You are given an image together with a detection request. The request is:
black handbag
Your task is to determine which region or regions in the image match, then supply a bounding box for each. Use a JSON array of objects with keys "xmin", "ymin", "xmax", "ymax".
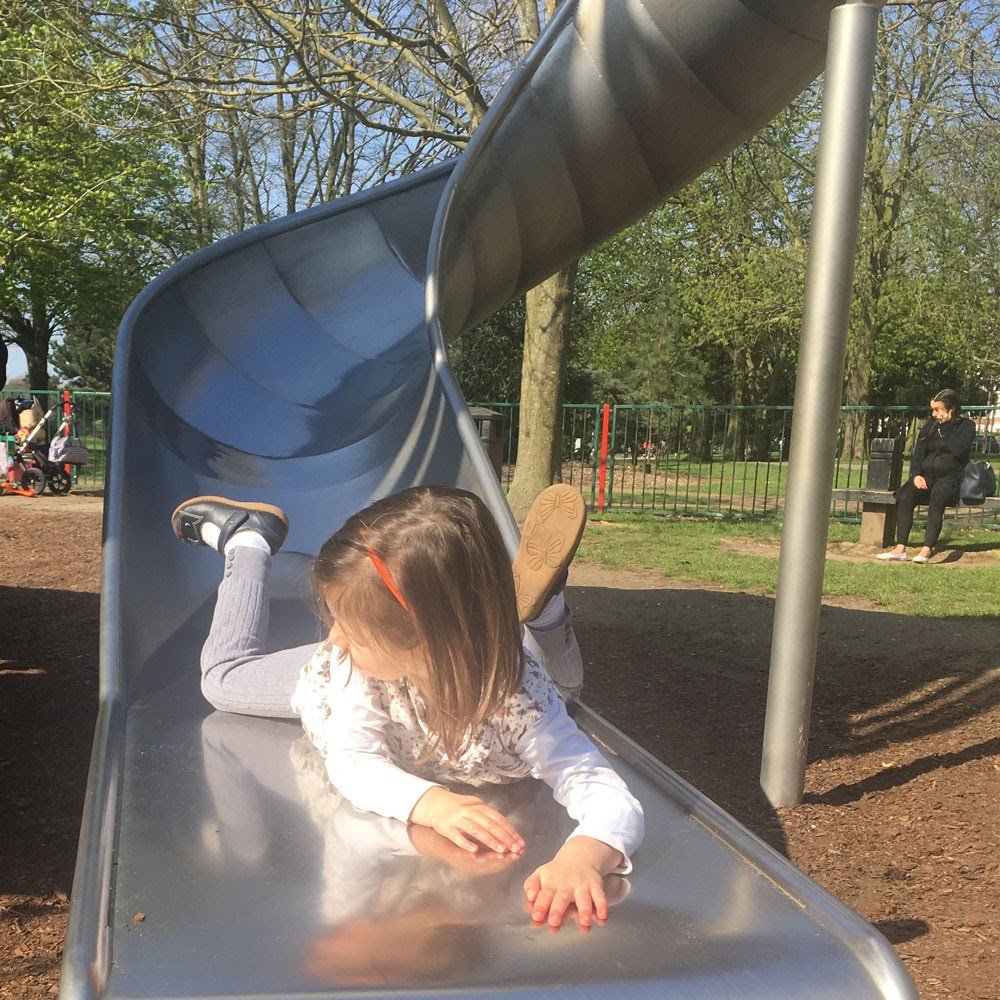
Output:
[{"xmin": 960, "ymin": 461, "xmax": 997, "ymax": 505}]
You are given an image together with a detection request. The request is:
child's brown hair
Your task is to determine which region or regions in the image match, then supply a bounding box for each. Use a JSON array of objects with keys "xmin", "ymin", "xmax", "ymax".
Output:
[{"xmin": 310, "ymin": 485, "xmax": 524, "ymax": 760}]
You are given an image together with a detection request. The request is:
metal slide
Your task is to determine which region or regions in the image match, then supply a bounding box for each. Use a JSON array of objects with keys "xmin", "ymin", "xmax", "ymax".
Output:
[{"xmin": 63, "ymin": 1, "xmax": 915, "ymax": 998}]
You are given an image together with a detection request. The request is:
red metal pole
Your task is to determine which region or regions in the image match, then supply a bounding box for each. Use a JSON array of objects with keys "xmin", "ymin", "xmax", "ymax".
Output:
[
  {"xmin": 62, "ymin": 389, "xmax": 72, "ymax": 477},
  {"xmin": 597, "ymin": 403, "xmax": 610, "ymax": 513}
]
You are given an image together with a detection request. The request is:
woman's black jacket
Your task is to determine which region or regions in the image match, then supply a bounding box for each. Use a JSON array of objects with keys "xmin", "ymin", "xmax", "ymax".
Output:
[{"xmin": 908, "ymin": 417, "xmax": 976, "ymax": 486}]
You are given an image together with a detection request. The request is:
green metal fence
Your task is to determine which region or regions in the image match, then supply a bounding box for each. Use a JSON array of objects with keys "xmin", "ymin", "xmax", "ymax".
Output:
[
  {"xmin": 471, "ymin": 401, "xmax": 1000, "ymax": 525},
  {"xmin": 4, "ymin": 389, "xmax": 998, "ymax": 525},
  {"xmin": 2, "ymin": 388, "xmax": 111, "ymax": 489},
  {"xmin": 470, "ymin": 402, "xmax": 602, "ymax": 497}
]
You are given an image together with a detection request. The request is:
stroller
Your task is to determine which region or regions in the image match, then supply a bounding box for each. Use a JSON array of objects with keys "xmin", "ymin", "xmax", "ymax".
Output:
[{"xmin": 3, "ymin": 408, "xmax": 74, "ymax": 495}]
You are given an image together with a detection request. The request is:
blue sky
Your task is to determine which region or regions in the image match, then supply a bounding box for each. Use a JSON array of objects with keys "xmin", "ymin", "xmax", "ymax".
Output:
[{"xmin": 5, "ymin": 344, "xmax": 28, "ymax": 381}]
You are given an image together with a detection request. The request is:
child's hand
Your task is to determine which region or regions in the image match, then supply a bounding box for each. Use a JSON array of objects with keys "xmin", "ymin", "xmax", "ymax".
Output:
[
  {"xmin": 410, "ymin": 786, "xmax": 524, "ymax": 855},
  {"xmin": 408, "ymin": 824, "xmax": 520, "ymax": 876},
  {"xmin": 523, "ymin": 836, "xmax": 623, "ymax": 929}
]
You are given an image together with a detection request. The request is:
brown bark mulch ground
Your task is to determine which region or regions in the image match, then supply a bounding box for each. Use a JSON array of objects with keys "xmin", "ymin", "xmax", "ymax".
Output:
[{"xmin": 1, "ymin": 494, "xmax": 997, "ymax": 999}]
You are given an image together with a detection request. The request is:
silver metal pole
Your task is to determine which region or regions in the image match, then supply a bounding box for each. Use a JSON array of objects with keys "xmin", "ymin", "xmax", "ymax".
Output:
[{"xmin": 760, "ymin": 2, "xmax": 880, "ymax": 807}]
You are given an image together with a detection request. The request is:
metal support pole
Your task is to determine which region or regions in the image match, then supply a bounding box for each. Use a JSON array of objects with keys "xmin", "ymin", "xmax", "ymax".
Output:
[{"xmin": 760, "ymin": 3, "xmax": 880, "ymax": 807}]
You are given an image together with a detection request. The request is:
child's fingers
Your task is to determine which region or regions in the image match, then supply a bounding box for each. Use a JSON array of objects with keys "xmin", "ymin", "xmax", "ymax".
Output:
[
  {"xmin": 574, "ymin": 888, "xmax": 594, "ymax": 927},
  {"xmin": 425, "ymin": 792, "xmax": 524, "ymax": 854},
  {"xmin": 464, "ymin": 807, "xmax": 523, "ymax": 853},
  {"xmin": 545, "ymin": 889, "xmax": 575, "ymax": 928},
  {"xmin": 447, "ymin": 829, "xmax": 480, "ymax": 853},
  {"xmin": 523, "ymin": 872, "xmax": 541, "ymax": 902},
  {"xmin": 530, "ymin": 886, "xmax": 556, "ymax": 924},
  {"xmin": 468, "ymin": 826, "xmax": 508, "ymax": 853},
  {"xmin": 591, "ymin": 880, "xmax": 609, "ymax": 921},
  {"xmin": 474, "ymin": 806, "xmax": 524, "ymax": 851}
]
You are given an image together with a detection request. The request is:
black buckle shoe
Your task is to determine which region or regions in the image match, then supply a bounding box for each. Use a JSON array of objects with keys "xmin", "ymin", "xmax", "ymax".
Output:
[{"xmin": 171, "ymin": 496, "xmax": 289, "ymax": 555}]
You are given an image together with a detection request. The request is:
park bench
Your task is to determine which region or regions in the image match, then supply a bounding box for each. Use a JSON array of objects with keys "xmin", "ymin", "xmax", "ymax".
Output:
[{"xmin": 832, "ymin": 437, "xmax": 1000, "ymax": 547}]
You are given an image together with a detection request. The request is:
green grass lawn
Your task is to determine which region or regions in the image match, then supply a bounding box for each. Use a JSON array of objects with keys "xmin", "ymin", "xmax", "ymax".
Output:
[
  {"xmin": 604, "ymin": 449, "xmax": 1000, "ymax": 515},
  {"xmin": 575, "ymin": 515, "xmax": 1000, "ymax": 618},
  {"xmin": 603, "ymin": 456, "xmax": 873, "ymax": 517}
]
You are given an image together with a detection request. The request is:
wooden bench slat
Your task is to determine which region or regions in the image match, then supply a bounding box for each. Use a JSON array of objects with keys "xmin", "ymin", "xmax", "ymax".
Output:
[
  {"xmin": 831, "ymin": 488, "xmax": 896, "ymax": 505},
  {"xmin": 831, "ymin": 488, "xmax": 1000, "ymax": 512}
]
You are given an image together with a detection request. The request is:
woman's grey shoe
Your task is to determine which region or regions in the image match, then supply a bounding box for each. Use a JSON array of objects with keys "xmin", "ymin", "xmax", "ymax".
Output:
[
  {"xmin": 171, "ymin": 496, "xmax": 289, "ymax": 555},
  {"xmin": 875, "ymin": 551, "xmax": 908, "ymax": 562}
]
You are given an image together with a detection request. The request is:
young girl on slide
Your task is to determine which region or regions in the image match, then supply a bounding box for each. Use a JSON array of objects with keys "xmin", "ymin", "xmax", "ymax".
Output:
[{"xmin": 172, "ymin": 483, "xmax": 643, "ymax": 930}]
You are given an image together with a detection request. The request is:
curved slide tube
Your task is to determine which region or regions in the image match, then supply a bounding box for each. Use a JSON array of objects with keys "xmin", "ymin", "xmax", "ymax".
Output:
[{"xmin": 63, "ymin": 2, "xmax": 914, "ymax": 998}]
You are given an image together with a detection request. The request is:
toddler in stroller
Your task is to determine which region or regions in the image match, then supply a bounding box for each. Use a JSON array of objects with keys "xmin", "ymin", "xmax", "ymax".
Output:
[{"xmin": 3, "ymin": 408, "xmax": 73, "ymax": 495}]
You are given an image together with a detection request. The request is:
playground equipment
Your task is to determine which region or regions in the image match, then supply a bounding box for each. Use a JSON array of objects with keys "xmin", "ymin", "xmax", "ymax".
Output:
[{"xmin": 63, "ymin": 2, "xmax": 916, "ymax": 998}]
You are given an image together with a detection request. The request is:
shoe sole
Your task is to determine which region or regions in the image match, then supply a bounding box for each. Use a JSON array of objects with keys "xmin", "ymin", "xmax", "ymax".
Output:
[
  {"xmin": 171, "ymin": 496, "xmax": 289, "ymax": 538},
  {"xmin": 513, "ymin": 484, "xmax": 587, "ymax": 623}
]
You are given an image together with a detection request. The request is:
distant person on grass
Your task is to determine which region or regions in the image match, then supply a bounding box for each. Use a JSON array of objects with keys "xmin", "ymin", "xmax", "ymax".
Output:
[{"xmin": 876, "ymin": 389, "xmax": 975, "ymax": 565}]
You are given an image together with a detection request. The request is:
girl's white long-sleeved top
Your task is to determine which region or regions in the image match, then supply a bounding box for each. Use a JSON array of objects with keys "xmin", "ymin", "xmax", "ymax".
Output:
[{"xmin": 290, "ymin": 643, "xmax": 644, "ymax": 867}]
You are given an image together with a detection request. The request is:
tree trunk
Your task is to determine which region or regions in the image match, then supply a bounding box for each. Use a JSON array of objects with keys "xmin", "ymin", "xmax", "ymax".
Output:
[
  {"xmin": 506, "ymin": 264, "xmax": 577, "ymax": 519},
  {"xmin": 3, "ymin": 298, "xmax": 52, "ymax": 391},
  {"xmin": 689, "ymin": 408, "xmax": 714, "ymax": 461},
  {"xmin": 27, "ymin": 296, "xmax": 53, "ymax": 391},
  {"xmin": 724, "ymin": 360, "xmax": 749, "ymax": 460},
  {"xmin": 840, "ymin": 332, "xmax": 873, "ymax": 460},
  {"xmin": 504, "ymin": 0, "xmax": 576, "ymax": 523},
  {"xmin": 26, "ymin": 349, "xmax": 50, "ymax": 392}
]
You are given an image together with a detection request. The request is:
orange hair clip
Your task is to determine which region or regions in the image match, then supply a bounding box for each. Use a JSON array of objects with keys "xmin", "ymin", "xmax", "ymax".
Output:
[{"xmin": 359, "ymin": 528, "xmax": 409, "ymax": 611}]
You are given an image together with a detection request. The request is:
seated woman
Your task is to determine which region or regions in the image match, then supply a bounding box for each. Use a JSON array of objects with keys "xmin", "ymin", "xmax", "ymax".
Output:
[{"xmin": 876, "ymin": 389, "xmax": 975, "ymax": 564}]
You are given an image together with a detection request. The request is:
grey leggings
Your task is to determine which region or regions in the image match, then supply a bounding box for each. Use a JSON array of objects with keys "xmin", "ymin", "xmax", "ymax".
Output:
[
  {"xmin": 201, "ymin": 546, "xmax": 583, "ymax": 718},
  {"xmin": 200, "ymin": 546, "xmax": 309, "ymax": 718}
]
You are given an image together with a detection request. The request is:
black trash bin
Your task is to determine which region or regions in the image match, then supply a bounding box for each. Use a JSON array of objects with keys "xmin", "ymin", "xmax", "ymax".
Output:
[{"xmin": 469, "ymin": 406, "xmax": 507, "ymax": 483}]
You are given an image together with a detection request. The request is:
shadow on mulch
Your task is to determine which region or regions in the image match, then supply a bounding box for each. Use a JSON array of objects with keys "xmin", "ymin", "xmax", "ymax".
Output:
[
  {"xmin": 936, "ymin": 541, "xmax": 1000, "ymax": 563},
  {"xmin": 0, "ymin": 586, "xmax": 99, "ymax": 897},
  {"xmin": 571, "ymin": 585, "xmax": 999, "ymax": 857},
  {"xmin": 873, "ymin": 918, "xmax": 931, "ymax": 945},
  {"xmin": 807, "ymin": 736, "xmax": 1000, "ymax": 806}
]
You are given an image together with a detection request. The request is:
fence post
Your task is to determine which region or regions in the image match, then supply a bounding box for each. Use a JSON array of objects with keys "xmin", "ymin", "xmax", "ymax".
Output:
[
  {"xmin": 589, "ymin": 405, "xmax": 601, "ymax": 506},
  {"xmin": 597, "ymin": 403, "xmax": 610, "ymax": 513}
]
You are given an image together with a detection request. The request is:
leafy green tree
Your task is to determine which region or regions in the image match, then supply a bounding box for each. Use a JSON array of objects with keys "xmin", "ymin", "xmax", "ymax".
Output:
[
  {"xmin": 449, "ymin": 298, "xmax": 526, "ymax": 403},
  {"xmin": 50, "ymin": 297, "xmax": 133, "ymax": 391},
  {"xmin": 570, "ymin": 220, "xmax": 707, "ymax": 405},
  {"xmin": 840, "ymin": 2, "xmax": 998, "ymax": 451},
  {"xmin": 0, "ymin": 3, "xmax": 195, "ymax": 388},
  {"xmin": 869, "ymin": 151, "xmax": 999, "ymax": 408},
  {"xmin": 569, "ymin": 93, "xmax": 815, "ymax": 428},
  {"xmin": 62, "ymin": 1, "xmax": 576, "ymax": 518}
]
